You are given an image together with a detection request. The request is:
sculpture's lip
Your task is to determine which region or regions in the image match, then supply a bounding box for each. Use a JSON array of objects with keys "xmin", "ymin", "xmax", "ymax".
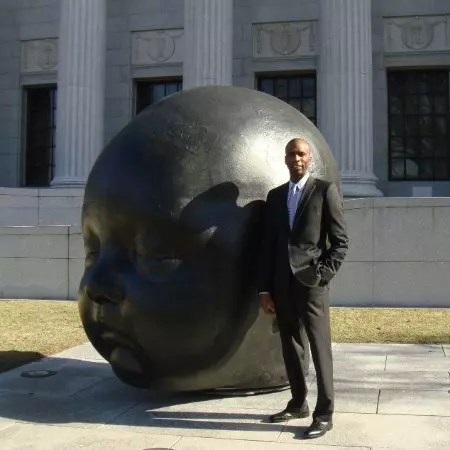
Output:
[{"xmin": 101, "ymin": 330, "xmax": 135, "ymax": 349}]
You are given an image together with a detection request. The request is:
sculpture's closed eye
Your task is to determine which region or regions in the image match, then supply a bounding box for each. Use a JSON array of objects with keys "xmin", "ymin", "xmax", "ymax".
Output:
[{"xmin": 134, "ymin": 254, "xmax": 183, "ymax": 282}]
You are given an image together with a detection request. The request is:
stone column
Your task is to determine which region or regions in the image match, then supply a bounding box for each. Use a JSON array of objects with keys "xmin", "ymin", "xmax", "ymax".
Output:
[
  {"xmin": 52, "ymin": 0, "xmax": 106, "ymax": 187},
  {"xmin": 318, "ymin": 0, "xmax": 382, "ymax": 197},
  {"xmin": 183, "ymin": 0, "xmax": 233, "ymax": 89}
]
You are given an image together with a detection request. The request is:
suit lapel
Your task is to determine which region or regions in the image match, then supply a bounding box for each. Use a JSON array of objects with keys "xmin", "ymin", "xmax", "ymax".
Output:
[
  {"xmin": 279, "ymin": 183, "xmax": 290, "ymax": 232},
  {"xmin": 292, "ymin": 176, "xmax": 316, "ymax": 230}
]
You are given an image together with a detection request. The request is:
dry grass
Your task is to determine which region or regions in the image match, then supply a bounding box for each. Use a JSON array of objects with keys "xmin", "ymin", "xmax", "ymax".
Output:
[
  {"xmin": 331, "ymin": 307, "xmax": 450, "ymax": 344},
  {"xmin": 0, "ymin": 300, "xmax": 87, "ymax": 373},
  {"xmin": 1, "ymin": 301, "xmax": 449, "ymax": 374}
]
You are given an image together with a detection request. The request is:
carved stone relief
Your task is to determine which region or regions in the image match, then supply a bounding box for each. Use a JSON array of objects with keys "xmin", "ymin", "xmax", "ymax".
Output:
[
  {"xmin": 132, "ymin": 29, "xmax": 184, "ymax": 66},
  {"xmin": 253, "ymin": 21, "xmax": 317, "ymax": 58},
  {"xmin": 21, "ymin": 39, "xmax": 58, "ymax": 73},
  {"xmin": 384, "ymin": 15, "xmax": 449, "ymax": 53}
]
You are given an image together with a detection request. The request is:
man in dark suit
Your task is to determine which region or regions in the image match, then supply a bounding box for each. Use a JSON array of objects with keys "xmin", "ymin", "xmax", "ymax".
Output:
[{"xmin": 258, "ymin": 137, "xmax": 348, "ymax": 439}]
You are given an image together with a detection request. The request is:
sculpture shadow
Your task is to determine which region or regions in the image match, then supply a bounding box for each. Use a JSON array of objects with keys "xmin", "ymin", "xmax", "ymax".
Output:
[
  {"xmin": 0, "ymin": 351, "xmax": 46, "ymax": 374},
  {"xmin": 0, "ymin": 357, "xmax": 379, "ymax": 441},
  {"xmin": 0, "ymin": 357, "xmax": 293, "ymax": 435}
]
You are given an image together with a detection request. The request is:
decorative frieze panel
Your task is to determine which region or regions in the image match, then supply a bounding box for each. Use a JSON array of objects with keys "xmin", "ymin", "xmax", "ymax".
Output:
[
  {"xmin": 252, "ymin": 21, "xmax": 317, "ymax": 58},
  {"xmin": 21, "ymin": 39, "xmax": 58, "ymax": 73},
  {"xmin": 132, "ymin": 29, "xmax": 184, "ymax": 66},
  {"xmin": 384, "ymin": 15, "xmax": 450, "ymax": 53}
]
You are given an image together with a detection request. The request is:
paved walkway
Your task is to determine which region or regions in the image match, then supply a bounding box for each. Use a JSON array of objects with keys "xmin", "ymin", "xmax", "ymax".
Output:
[{"xmin": 0, "ymin": 342, "xmax": 449, "ymax": 449}]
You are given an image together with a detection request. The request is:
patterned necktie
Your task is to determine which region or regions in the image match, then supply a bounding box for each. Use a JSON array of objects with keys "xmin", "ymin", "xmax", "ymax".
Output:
[{"xmin": 288, "ymin": 184, "xmax": 300, "ymax": 229}]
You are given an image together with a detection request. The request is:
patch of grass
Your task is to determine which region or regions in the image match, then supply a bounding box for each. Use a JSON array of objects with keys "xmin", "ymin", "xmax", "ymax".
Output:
[
  {"xmin": 1, "ymin": 301, "xmax": 449, "ymax": 374},
  {"xmin": 0, "ymin": 300, "xmax": 87, "ymax": 373},
  {"xmin": 331, "ymin": 307, "xmax": 450, "ymax": 344}
]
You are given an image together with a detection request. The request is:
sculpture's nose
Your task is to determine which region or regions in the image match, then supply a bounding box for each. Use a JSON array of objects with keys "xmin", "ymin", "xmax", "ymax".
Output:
[{"xmin": 84, "ymin": 262, "xmax": 125, "ymax": 305}]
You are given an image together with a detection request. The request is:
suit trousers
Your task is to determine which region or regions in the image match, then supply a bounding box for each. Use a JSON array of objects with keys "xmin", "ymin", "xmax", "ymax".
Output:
[{"xmin": 275, "ymin": 273, "xmax": 334, "ymax": 421}]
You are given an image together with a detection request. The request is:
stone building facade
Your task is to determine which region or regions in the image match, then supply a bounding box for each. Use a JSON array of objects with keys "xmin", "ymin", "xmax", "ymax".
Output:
[
  {"xmin": 0, "ymin": 0, "xmax": 449, "ymax": 198},
  {"xmin": 1, "ymin": 0, "xmax": 450, "ymax": 305}
]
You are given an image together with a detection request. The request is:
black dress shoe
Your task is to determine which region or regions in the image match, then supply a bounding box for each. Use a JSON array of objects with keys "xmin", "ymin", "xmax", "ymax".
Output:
[
  {"xmin": 303, "ymin": 418, "xmax": 333, "ymax": 438},
  {"xmin": 269, "ymin": 405, "xmax": 310, "ymax": 423}
]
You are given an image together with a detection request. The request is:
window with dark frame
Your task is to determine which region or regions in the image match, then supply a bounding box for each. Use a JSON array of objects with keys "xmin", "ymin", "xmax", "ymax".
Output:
[
  {"xmin": 257, "ymin": 73, "xmax": 317, "ymax": 125},
  {"xmin": 387, "ymin": 70, "xmax": 450, "ymax": 181},
  {"xmin": 24, "ymin": 85, "xmax": 57, "ymax": 187},
  {"xmin": 135, "ymin": 79, "xmax": 183, "ymax": 115}
]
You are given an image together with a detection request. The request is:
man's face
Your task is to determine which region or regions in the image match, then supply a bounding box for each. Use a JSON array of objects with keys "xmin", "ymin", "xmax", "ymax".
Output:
[{"xmin": 284, "ymin": 140, "xmax": 311, "ymax": 181}]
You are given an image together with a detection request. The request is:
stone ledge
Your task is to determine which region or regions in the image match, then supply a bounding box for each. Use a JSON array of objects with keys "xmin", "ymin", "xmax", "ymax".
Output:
[
  {"xmin": 373, "ymin": 197, "xmax": 450, "ymax": 208},
  {"xmin": 0, "ymin": 225, "xmax": 69, "ymax": 235}
]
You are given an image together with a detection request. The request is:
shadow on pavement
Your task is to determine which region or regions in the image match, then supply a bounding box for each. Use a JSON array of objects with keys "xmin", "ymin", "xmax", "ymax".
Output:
[{"xmin": 0, "ymin": 351, "xmax": 46, "ymax": 374}]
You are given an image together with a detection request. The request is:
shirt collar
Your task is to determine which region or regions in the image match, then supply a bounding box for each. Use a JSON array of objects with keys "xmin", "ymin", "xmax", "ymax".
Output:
[{"xmin": 289, "ymin": 172, "xmax": 310, "ymax": 192}]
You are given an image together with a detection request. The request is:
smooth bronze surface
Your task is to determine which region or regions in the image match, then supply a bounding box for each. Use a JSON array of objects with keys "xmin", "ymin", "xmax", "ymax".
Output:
[{"xmin": 78, "ymin": 85, "xmax": 340, "ymax": 391}]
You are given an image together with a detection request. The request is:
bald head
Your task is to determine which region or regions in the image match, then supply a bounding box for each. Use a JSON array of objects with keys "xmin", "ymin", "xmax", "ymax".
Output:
[
  {"xmin": 284, "ymin": 137, "xmax": 312, "ymax": 182},
  {"xmin": 285, "ymin": 138, "xmax": 311, "ymax": 154}
]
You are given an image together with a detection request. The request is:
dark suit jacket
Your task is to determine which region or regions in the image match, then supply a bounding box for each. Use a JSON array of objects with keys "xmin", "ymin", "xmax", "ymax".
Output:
[{"xmin": 258, "ymin": 176, "xmax": 348, "ymax": 302}]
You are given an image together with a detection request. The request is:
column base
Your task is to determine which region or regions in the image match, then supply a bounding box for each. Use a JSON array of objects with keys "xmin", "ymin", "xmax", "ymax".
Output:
[
  {"xmin": 50, "ymin": 176, "xmax": 86, "ymax": 188},
  {"xmin": 341, "ymin": 173, "xmax": 383, "ymax": 198}
]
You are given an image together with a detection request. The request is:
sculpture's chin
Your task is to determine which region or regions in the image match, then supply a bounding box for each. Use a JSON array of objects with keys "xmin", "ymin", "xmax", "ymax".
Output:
[
  {"xmin": 110, "ymin": 346, "xmax": 143, "ymax": 374},
  {"xmin": 109, "ymin": 346, "xmax": 155, "ymax": 389}
]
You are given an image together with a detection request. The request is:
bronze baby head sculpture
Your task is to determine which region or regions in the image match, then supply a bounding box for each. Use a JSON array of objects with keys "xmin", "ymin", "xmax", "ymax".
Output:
[{"xmin": 78, "ymin": 85, "xmax": 339, "ymax": 391}]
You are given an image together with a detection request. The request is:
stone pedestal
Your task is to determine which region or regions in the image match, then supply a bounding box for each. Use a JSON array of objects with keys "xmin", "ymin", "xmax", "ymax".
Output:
[
  {"xmin": 183, "ymin": 0, "xmax": 233, "ymax": 89},
  {"xmin": 51, "ymin": 0, "xmax": 106, "ymax": 187},
  {"xmin": 319, "ymin": 0, "xmax": 382, "ymax": 197}
]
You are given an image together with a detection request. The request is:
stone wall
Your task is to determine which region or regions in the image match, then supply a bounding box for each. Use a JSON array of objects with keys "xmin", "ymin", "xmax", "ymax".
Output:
[
  {"xmin": 332, "ymin": 198, "xmax": 450, "ymax": 308},
  {"xmin": 1, "ymin": 196, "xmax": 449, "ymax": 306},
  {"xmin": 0, "ymin": 224, "xmax": 82, "ymax": 300},
  {"xmin": 0, "ymin": 187, "xmax": 83, "ymax": 226}
]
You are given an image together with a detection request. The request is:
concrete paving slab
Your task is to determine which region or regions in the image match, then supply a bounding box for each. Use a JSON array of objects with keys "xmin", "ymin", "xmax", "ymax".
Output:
[
  {"xmin": 105, "ymin": 405, "xmax": 287, "ymax": 441},
  {"xmin": 0, "ymin": 341, "xmax": 449, "ymax": 448},
  {"xmin": 51, "ymin": 342, "xmax": 106, "ymax": 362},
  {"xmin": 0, "ymin": 354, "xmax": 112, "ymax": 381},
  {"xmin": 0, "ymin": 421, "xmax": 15, "ymax": 432},
  {"xmin": 0, "ymin": 372, "xmax": 102, "ymax": 398},
  {"xmin": 147, "ymin": 388, "xmax": 293, "ymax": 412},
  {"xmin": 334, "ymin": 369, "xmax": 449, "ymax": 391},
  {"xmin": 173, "ymin": 436, "xmax": 370, "ymax": 449},
  {"xmin": 378, "ymin": 389, "xmax": 450, "ymax": 416},
  {"xmin": 443, "ymin": 345, "xmax": 449, "ymax": 357},
  {"xmin": 333, "ymin": 352, "xmax": 386, "ymax": 371},
  {"xmin": 333, "ymin": 343, "xmax": 445, "ymax": 356},
  {"xmin": 0, "ymin": 422, "xmax": 181, "ymax": 450},
  {"xmin": 71, "ymin": 376, "xmax": 157, "ymax": 403},
  {"xmin": 279, "ymin": 412, "xmax": 450, "ymax": 449},
  {"xmin": 308, "ymin": 387, "xmax": 379, "ymax": 414},
  {"xmin": 0, "ymin": 391, "xmax": 139, "ymax": 429},
  {"xmin": 0, "ymin": 358, "xmax": 114, "ymax": 398},
  {"xmin": 385, "ymin": 355, "xmax": 450, "ymax": 372}
]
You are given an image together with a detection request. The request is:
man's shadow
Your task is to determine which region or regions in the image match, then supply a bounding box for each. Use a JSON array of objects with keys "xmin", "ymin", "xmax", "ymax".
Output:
[{"xmin": 158, "ymin": 181, "xmax": 282, "ymax": 375}]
